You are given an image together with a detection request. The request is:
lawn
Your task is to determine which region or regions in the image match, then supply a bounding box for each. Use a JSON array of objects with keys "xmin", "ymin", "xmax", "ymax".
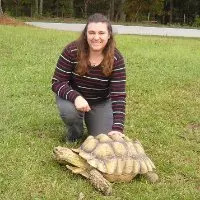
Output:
[{"xmin": 0, "ymin": 25, "xmax": 200, "ymax": 200}]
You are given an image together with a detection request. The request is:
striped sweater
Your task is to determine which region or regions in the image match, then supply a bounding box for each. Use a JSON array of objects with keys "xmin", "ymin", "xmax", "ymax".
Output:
[{"xmin": 52, "ymin": 41, "xmax": 126, "ymax": 133}]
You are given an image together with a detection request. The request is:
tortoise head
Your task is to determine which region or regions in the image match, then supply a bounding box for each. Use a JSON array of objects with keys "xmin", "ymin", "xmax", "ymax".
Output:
[
  {"xmin": 53, "ymin": 146, "xmax": 74, "ymax": 165},
  {"xmin": 53, "ymin": 146, "xmax": 89, "ymax": 168}
]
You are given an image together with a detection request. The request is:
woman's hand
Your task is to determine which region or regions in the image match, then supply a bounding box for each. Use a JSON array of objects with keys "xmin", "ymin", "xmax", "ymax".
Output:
[
  {"xmin": 74, "ymin": 96, "xmax": 91, "ymax": 112},
  {"xmin": 108, "ymin": 131, "xmax": 124, "ymax": 137}
]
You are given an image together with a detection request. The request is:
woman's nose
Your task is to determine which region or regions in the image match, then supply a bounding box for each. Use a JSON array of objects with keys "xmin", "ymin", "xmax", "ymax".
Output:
[{"xmin": 93, "ymin": 33, "xmax": 100, "ymax": 40}]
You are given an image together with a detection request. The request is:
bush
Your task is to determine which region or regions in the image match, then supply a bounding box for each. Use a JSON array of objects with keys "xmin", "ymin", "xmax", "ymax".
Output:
[{"xmin": 193, "ymin": 15, "xmax": 200, "ymax": 27}]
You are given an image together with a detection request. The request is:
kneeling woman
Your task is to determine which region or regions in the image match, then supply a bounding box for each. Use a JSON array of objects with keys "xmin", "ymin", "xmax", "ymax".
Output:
[{"xmin": 52, "ymin": 13, "xmax": 126, "ymax": 142}]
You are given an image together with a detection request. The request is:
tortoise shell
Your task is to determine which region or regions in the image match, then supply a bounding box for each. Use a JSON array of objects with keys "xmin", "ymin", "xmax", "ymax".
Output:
[{"xmin": 77, "ymin": 134, "xmax": 155, "ymax": 182}]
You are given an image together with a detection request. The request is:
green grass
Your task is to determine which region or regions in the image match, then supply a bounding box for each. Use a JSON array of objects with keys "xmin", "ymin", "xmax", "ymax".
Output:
[{"xmin": 0, "ymin": 25, "xmax": 200, "ymax": 200}]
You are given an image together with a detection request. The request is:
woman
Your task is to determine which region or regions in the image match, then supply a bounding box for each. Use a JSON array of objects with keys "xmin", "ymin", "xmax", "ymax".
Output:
[{"xmin": 52, "ymin": 13, "xmax": 126, "ymax": 142}]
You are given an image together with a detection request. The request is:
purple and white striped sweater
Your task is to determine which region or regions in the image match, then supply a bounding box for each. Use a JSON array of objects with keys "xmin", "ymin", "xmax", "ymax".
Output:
[{"xmin": 52, "ymin": 42, "xmax": 126, "ymax": 132}]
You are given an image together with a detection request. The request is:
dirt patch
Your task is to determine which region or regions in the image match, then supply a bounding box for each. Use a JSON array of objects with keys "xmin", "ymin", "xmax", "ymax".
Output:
[
  {"xmin": 179, "ymin": 123, "xmax": 200, "ymax": 143},
  {"xmin": 0, "ymin": 14, "xmax": 25, "ymax": 26}
]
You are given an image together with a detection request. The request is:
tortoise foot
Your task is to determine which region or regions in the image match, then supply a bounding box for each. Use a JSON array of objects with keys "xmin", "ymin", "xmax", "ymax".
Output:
[{"xmin": 145, "ymin": 171, "xmax": 159, "ymax": 183}]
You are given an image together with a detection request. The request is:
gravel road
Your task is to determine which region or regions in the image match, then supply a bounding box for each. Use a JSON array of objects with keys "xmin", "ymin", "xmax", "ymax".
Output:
[{"xmin": 26, "ymin": 22, "xmax": 200, "ymax": 38}]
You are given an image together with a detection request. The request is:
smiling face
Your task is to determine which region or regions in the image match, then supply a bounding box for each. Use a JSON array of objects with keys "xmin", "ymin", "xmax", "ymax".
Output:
[{"xmin": 86, "ymin": 22, "xmax": 110, "ymax": 53}]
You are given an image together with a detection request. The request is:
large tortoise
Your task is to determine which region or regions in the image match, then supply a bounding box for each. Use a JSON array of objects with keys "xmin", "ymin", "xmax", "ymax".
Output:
[{"xmin": 53, "ymin": 133, "xmax": 158, "ymax": 195}]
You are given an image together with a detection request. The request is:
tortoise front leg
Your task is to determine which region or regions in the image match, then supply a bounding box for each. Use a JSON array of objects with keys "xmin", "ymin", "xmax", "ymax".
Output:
[{"xmin": 88, "ymin": 169, "xmax": 112, "ymax": 196}]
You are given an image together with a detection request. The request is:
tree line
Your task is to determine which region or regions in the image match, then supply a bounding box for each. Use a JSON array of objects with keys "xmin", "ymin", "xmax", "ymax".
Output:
[{"xmin": 1, "ymin": 0, "xmax": 200, "ymax": 26}]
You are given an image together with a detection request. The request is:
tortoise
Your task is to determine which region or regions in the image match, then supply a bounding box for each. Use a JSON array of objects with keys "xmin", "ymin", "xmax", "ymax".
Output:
[{"xmin": 53, "ymin": 133, "xmax": 158, "ymax": 195}]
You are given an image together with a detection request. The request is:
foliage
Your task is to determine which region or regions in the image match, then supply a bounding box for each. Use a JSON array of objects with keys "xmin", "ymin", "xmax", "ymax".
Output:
[
  {"xmin": 1, "ymin": 25, "xmax": 200, "ymax": 200},
  {"xmin": 124, "ymin": 0, "xmax": 164, "ymax": 22},
  {"xmin": 2, "ymin": 0, "xmax": 74, "ymax": 17},
  {"xmin": 1, "ymin": 0, "xmax": 200, "ymax": 24},
  {"xmin": 193, "ymin": 15, "xmax": 200, "ymax": 27},
  {"xmin": 169, "ymin": 0, "xmax": 200, "ymax": 24}
]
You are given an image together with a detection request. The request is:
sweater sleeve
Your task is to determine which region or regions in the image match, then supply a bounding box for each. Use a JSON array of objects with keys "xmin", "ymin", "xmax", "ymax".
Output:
[
  {"xmin": 110, "ymin": 52, "xmax": 126, "ymax": 133},
  {"xmin": 51, "ymin": 44, "xmax": 80, "ymax": 102}
]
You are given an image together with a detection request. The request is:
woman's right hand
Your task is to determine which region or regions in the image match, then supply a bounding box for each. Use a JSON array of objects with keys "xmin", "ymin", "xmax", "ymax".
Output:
[{"xmin": 74, "ymin": 96, "xmax": 91, "ymax": 112}]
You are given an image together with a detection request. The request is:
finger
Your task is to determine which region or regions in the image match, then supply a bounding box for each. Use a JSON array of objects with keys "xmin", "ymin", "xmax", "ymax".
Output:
[
  {"xmin": 108, "ymin": 131, "xmax": 124, "ymax": 137},
  {"xmin": 77, "ymin": 107, "xmax": 85, "ymax": 112},
  {"xmin": 82, "ymin": 107, "xmax": 87, "ymax": 112},
  {"xmin": 108, "ymin": 132, "xmax": 115, "ymax": 136},
  {"xmin": 82, "ymin": 105, "xmax": 90, "ymax": 112},
  {"xmin": 83, "ymin": 105, "xmax": 90, "ymax": 112},
  {"xmin": 116, "ymin": 132, "xmax": 124, "ymax": 137},
  {"xmin": 86, "ymin": 105, "xmax": 91, "ymax": 112}
]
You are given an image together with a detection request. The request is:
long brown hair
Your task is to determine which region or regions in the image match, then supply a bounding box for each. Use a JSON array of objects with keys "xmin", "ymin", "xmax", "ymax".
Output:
[{"xmin": 75, "ymin": 13, "xmax": 116, "ymax": 77}]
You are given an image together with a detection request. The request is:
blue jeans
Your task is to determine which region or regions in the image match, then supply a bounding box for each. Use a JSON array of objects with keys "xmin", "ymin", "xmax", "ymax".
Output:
[{"xmin": 56, "ymin": 96, "xmax": 113, "ymax": 141}]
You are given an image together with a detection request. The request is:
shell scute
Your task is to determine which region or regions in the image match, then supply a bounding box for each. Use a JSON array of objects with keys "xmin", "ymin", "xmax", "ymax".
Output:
[
  {"xmin": 139, "ymin": 159, "xmax": 148, "ymax": 174},
  {"xmin": 93, "ymin": 143, "xmax": 114, "ymax": 159},
  {"xmin": 115, "ymin": 158, "xmax": 125, "ymax": 175},
  {"xmin": 111, "ymin": 142, "xmax": 127, "ymax": 157},
  {"xmin": 96, "ymin": 160, "xmax": 107, "ymax": 173},
  {"xmin": 124, "ymin": 157, "xmax": 134, "ymax": 174},
  {"xmin": 104, "ymin": 159, "xmax": 118, "ymax": 174},
  {"xmin": 126, "ymin": 141, "xmax": 137, "ymax": 156},
  {"xmin": 81, "ymin": 137, "xmax": 98, "ymax": 153},
  {"xmin": 133, "ymin": 140, "xmax": 145, "ymax": 154},
  {"xmin": 109, "ymin": 134, "xmax": 124, "ymax": 142},
  {"xmin": 96, "ymin": 133, "xmax": 113, "ymax": 143}
]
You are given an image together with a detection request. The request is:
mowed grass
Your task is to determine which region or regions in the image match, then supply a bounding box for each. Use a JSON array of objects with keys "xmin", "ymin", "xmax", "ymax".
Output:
[{"xmin": 0, "ymin": 25, "xmax": 200, "ymax": 200}]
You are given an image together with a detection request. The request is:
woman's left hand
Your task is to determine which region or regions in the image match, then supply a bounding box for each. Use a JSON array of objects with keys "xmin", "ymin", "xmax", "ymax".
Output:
[{"xmin": 108, "ymin": 131, "xmax": 124, "ymax": 137}]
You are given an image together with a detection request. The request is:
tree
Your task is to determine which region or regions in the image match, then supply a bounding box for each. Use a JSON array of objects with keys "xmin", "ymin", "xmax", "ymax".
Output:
[
  {"xmin": 68, "ymin": 0, "xmax": 74, "ymax": 17},
  {"xmin": 147, "ymin": 0, "xmax": 164, "ymax": 21},
  {"xmin": 116, "ymin": 0, "xmax": 126, "ymax": 21},
  {"xmin": 109, "ymin": 0, "xmax": 115, "ymax": 20},
  {"xmin": 39, "ymin": 0, "xmax": 43, "ymax": 15},
  {"xmin": 169, "ymin": 0, "xmax": 173, "ymax": 23},
  {"xmin": 124, "ymin": 0, "xmax": 152, "ymax": 22},
  {"xmin": 84, "ymin": 0, "xmax": 93, "ymax": 17},
  {"xmin": 0, "ymin": 0, "xmax": 3, "ymax": 16},
  {"xmin": 56, "ymin": 0, "xmax": 75, "ymax": 17},
  {"xmin": 35, "ymin": 0, "xmax": 38, "ymax": 15},
  {"xmin": 34, "ymin": 0, "xmax": 43, "ymax": 16}
]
